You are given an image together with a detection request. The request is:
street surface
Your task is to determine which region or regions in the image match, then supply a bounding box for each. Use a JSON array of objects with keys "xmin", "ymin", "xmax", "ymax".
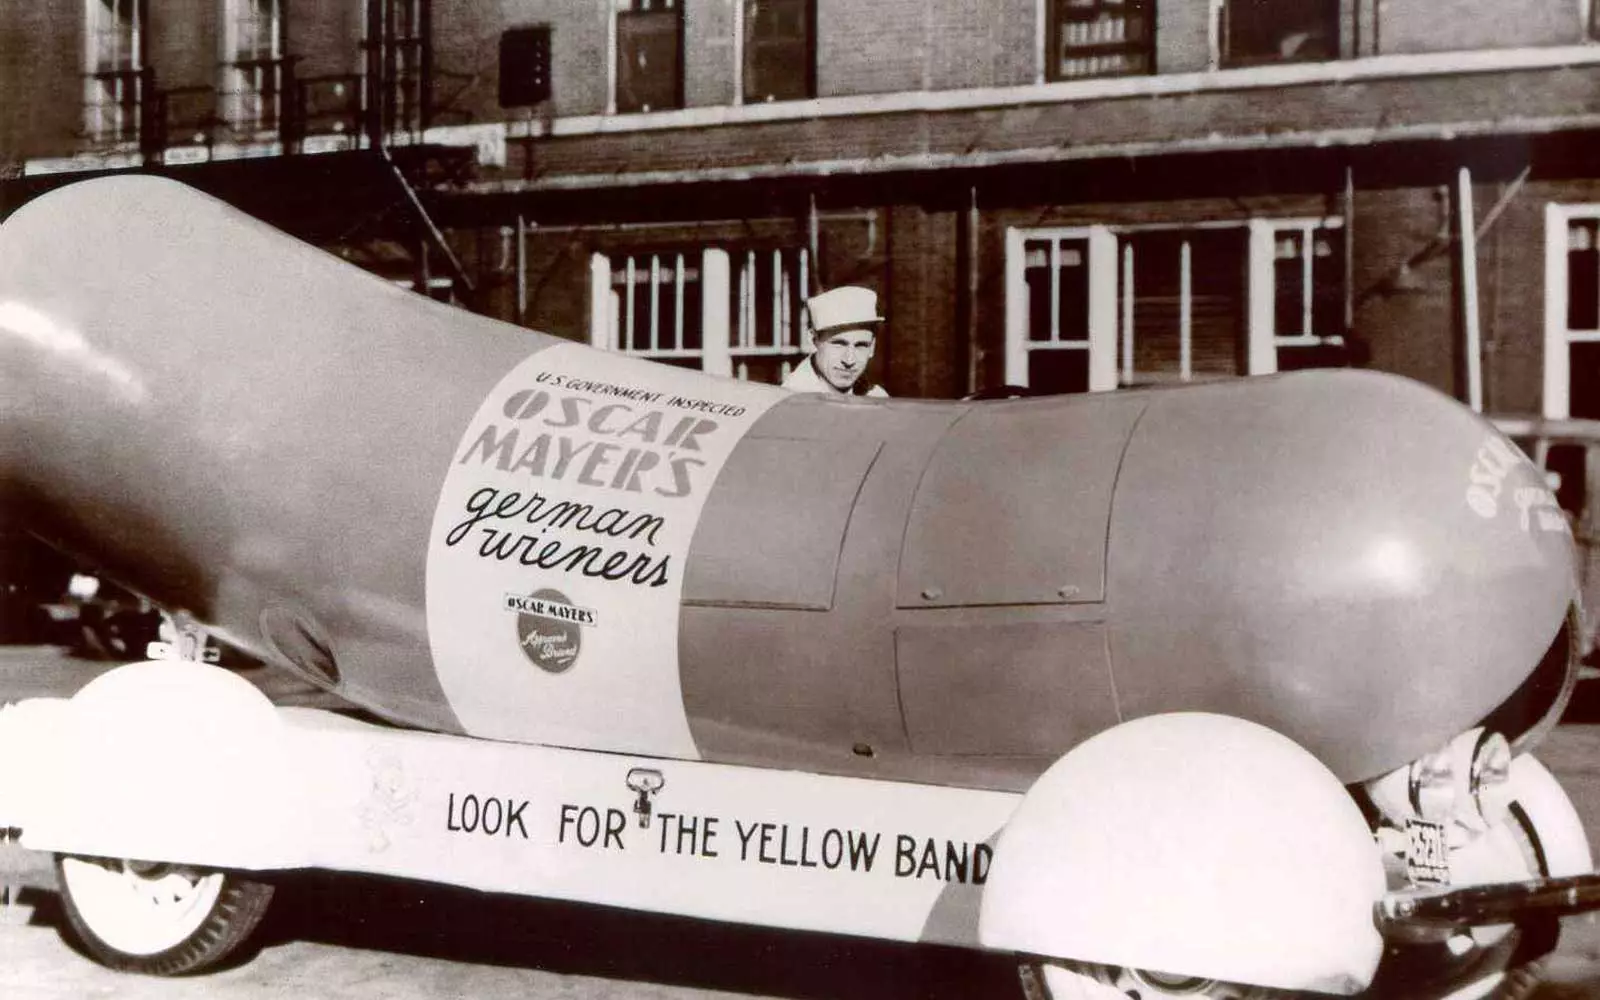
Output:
[{"xmin": 2, "ymin": 644, "xmax": 1599, "ymax": 999}]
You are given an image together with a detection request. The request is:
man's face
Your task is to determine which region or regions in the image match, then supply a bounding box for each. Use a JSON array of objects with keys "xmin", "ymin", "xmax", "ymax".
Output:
[{"xmin": 814, "ymin": 328, "xmax": 876, "ymax": 392}]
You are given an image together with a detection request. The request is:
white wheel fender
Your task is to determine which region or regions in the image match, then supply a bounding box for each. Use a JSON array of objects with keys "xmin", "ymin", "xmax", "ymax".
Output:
[
  {"xmin": 0, "ymin": 697, "xmax": 71, "ymax": 831},
  {"xmin": 978, "ymin": 713, "xmax": 1386, "ymax": 996},
  {"xmin": 26, "ymin": 660, "xmax": 301, "ymax": 868},
  {"xmin": 1508, "ymin": 752, "xmax": 1593, "ymax": 877}
]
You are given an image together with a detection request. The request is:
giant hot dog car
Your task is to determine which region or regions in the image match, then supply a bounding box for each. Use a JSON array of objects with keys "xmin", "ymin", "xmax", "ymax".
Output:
[{"xmin": 1, "ymin": 177, "xmax": 1596, "ymax": 999}]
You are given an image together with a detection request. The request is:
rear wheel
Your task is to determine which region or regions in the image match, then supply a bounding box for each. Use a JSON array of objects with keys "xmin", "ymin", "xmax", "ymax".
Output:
[{"xmin": 55, "ymin": 854, "xmax": 273, "ymax": 974}]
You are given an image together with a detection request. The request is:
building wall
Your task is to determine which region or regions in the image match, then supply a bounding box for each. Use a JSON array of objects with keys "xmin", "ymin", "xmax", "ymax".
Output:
[
  {"xmin": 439, "ymin": 1, "xmax": 610, "ymax": 118},
  {"xmin": 0, "ymin": 3, "xmax": 82, "ymax": 165},
  {"xmin": 885, "ymin": 203, "xmax": 960, "ymax": 398},
  {"xmin": 1380, "ymin": 0, "xmax": 1582, "ymax": 53},
  {"xmin": 468, "ymin": 165, "xmax": 1590, "ymax": 410},
  {"xmin": 427, "ymin": 0, "xmax": 1600, "ymax": 132},
  {"xmin": 1480, "ymin": 185, "xmax": 1549, "ymax": 415},
  {"xmin": 4, "ymin": 1, "xmax": 1596, "ymax": 416},
  {"xmin": 1156, "ymin": 0, "xmax": 1214, "ymax": 73},
  {"xmin": 686, "ymin": 0, "xmax": 739, "ymax": 107},
  {"xmin": 8, "ymin": 0, "xmax": 1600, "ymax": 170},
  {"xmin": 1349, "ymin": 185, "xmax": 1459, "ymax": 395},
  {"xmin": 287, "ymin": 0, "xmax": 364, "ymax": 79},
  {"xmin": 815, "ymin": 0, "xmax": 925, "ymax": 96},
  {"xmin": 148, "ymin": 0, "xmax": 217, "ymax": 92}
]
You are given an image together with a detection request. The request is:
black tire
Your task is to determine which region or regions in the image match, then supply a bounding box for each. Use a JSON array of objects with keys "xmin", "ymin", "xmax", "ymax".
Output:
[
  {"xmin": 55, "ymin": 854, "xmax": 274, "ymax": 975},
  {"xmin": 1018, "ymin": 959, "xmax": 1274, "ymax": 1000}
]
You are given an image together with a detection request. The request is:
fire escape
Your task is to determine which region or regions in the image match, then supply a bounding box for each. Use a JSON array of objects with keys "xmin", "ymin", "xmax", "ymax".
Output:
[{"xmin": 34, "ymin": 0, "xmax": 476, "ymax": 304}]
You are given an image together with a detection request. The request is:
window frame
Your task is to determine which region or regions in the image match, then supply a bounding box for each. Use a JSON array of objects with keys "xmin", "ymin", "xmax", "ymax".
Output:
[
  {"xmin": 220, "ymin": 0, "xmax": 287, "ymax": 137},
  {"xmin": 1041, "ymin": 0, "xmax": 1155, "ymax": 83},
  {"xmin": 1215, "ymin": 0, "xmax": 1340, "ymax": 69},
  {"xmin": 364, "ymin": 0, "xmax": 429, "ymax": 139},
  {"xmin": 1004, "ymin": 217, "xmax": 1346, "ymax": 392},
  {"xmin": 1248, "ymin": 216, "xmax": 1348, "ymax": 374},
  {"xmin": 1544, "ymin": 203, "xmax": 1600, "ymax": 419},
  {"xmin": 82, "ymin": 0, "xmax": 146, "ymax": 148},
  {"xmin": 1004, "ymin": 226, "xmax": 1120, "ymax": 392},
  {"xmin": 609, "ymin": 0, "xmax": 685, "ymax": 115},
  {"xmin": 589, "ymin": 245, "xmax": 811, "ymax": 383},
  {"xmin": 737, "ymin": 0, "xmax": 816, "ymax": 104}
]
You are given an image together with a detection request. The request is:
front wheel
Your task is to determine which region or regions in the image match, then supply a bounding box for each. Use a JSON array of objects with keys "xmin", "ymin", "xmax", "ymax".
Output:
[
  {"xmin": 1019, "ymin": 960, "xmax": 1276, "ymax": 1000},
  {"xmin": 55, "ymin": 854, "xmax": 274, "ymax": 974}
]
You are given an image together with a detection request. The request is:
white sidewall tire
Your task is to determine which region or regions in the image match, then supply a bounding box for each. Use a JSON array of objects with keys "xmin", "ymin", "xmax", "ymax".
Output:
[
  {"xmin": 1507, "ymin": 754, "xmax": 1593, "ymax": 877},
  {"xmin": 56, "ymin": 854, "xmax": 274, "ymax": 974}
]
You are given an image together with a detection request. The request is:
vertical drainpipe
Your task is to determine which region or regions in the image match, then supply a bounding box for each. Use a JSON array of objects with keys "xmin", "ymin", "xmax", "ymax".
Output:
[
  {"xmin": 515, "ymin": 214, "xmax": 528, "ymax": 326},
  {"xmin": 1343, "ymin": 165, "xmax": 1355, "ymax": 337},
  {"xmin": 1458, "ymin": 166, "xmax": 1484, "ymax": 413}
]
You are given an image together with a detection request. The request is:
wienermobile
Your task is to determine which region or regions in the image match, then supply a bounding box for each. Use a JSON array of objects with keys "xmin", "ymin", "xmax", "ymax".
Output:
[{"xmin": 1, "ymin": 176, "xmax": 1598, "ymax": 999}]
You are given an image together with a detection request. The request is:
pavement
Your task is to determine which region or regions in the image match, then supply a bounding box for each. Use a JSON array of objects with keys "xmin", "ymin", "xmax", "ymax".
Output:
[{"xmin": 2, "ymin": 644, "xmax": 1600, "ymax": 999}]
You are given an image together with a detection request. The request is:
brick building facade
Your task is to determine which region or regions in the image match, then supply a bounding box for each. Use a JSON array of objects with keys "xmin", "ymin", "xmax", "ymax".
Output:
[{"xmin": 1, "ymin": 0, "xmax": 1597, "ymax": 420}]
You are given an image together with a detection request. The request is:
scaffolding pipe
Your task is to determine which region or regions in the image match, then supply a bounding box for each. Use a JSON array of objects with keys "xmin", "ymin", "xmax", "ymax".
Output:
[
  {"xmin": 1343, "ymin": 165, "xmax": 1355, "ymax": 334},
  {"xmin": 1458, "ymin": 166, "xmax": 1484, "ymax": 413},
  {"xmin": 807, "ymin": 193, "xmax": 820, "ymax": 294},
  {"xmin": 514, "ymin": 214, "xmax": 527, "ymax": 325},
  {"xmin": 965, "ymin": 185, "xmax": 980, "ymax": 396}
]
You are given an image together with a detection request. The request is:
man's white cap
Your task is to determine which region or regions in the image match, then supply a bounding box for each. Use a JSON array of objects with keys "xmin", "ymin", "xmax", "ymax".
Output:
[{"xmin": 806, "ymin": 285, "xmax": 884, "ymax": 337}]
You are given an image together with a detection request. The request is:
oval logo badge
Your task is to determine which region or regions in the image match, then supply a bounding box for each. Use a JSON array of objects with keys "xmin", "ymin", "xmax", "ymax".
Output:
[{"xmin": 507, "ymin": 588, "xmax": 590, "ymax": 673}]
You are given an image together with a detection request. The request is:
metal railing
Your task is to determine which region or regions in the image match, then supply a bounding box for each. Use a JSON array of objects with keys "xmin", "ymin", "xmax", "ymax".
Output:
[
  {"xmin": 83, "ymin": 66, "xmax": 154, "ymax": 151},
  {"xmin": 77, "ymin": 62, "xmax": 371, "ymax": 161},
  {"xmin": 292, "ymin": 72, "xmax": 365, "ymax": 147}
]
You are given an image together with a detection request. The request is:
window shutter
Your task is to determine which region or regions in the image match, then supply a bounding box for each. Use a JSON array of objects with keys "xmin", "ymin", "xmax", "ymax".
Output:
[{"xmin": 499, "ymin": 25, "xmax": 552, "ymax": 107}]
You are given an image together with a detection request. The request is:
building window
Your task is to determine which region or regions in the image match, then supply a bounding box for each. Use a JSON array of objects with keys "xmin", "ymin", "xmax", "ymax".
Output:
[
  {"xmin": 1220, "ymin": 0, "xmax": 1337, "ymax": 67},
  {"xmin": 84, "ymin": 0, "xmax": 146, "ymax": 146},
  {"xmin": 1118, "ymin": 228, "xmax": 1251, "ymax": 387},
  {"xmin": 728, "ymin": 246, "xmax": 810, "ymax": 382},
  {"xmin": 614, "ymin": 0, "xmax": 683, "ymax": 114},
  {"xmin": 743, "ymin": 0, "xmax": 813, "ymax": 103},
  {"xmin": 590, "ymin": 246, "xmax": 810, "ymax": 383},
  {"xmin": 499, "ymin": 25, "xmax": 553, "ymax": 108},
  {"xmin": 222, "ymin": 0, "xmax": 286, "ymax": 136},
  {"xmin": 1006, "ymin": 229, "xmax": 1119, "ymax": 393},
  {"xmin": 1263, "ymin": 220, "xmax": 1347, "ymax": 372},
  {"xmin": 365, "ymin": 0, "xmax": 428, "ymax": 138},
  {"xmin": 1545, "ymin": 206, "xmax": 1600, "ymax": 420},
  {"xmin": 1045, "ymin": 0, "xmax": 1153, "ymax": 81},
  {"xmin": 1004, "ymin": 219, "xmax": 1346, "ymax": 393},
  {"xmin": 602, "ymin": 251, "xmax": 706, "ymax": 368}
]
